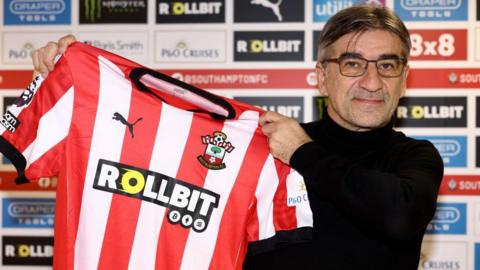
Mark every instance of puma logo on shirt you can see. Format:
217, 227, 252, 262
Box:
112, 112, 143, 138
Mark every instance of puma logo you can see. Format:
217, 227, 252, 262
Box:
112, 112, 143, 138
251, 0, 283, 21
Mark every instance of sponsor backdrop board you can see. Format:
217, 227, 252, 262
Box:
0, 0, 480, 269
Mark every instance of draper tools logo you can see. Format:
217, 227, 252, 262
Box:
93, 159, 220, 232
234, 0, 304, 22
2, 198, 55, 228
426, 203, 466, 234
4, 0, 71, 25
234, 31, 304, 61
313, 0, 385, 22
80, 0, 147, 24
234, 96, 304, 122
395, 0, 467, 21
197, 131, 234, 170
156, 0, 225, 23
2, 236, 53, 266
395, 97, 466, 127
414, 136, 466, 168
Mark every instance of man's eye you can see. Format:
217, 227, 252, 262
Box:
379, 63, 394, 70
342, 60, 362, 68
378, 60, 399, 70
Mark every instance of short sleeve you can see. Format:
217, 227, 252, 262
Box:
0, 58, 74, 184
246, 155, 313, 254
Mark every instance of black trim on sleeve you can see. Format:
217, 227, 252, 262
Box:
129, 68, 236, 120
0, 137, 29, 184
247, 227, 312, 255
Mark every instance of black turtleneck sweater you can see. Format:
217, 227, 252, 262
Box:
244, 113, 444, 270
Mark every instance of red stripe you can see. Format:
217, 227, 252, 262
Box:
272, 159, 297, 230
53, 48, 102, 270
97, 90, 162, 269
245, 196, 259, 243
208, 127, 269, 270
155, 114, 224, 269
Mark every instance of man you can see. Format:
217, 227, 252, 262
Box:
244, 4, 443, 270
32, 4, 443, 269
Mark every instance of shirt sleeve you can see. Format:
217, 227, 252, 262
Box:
246, 155, 313, 255
0, 57, 74, 184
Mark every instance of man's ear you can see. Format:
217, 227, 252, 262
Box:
316, 63, 328, 96
400, 64, 410, 97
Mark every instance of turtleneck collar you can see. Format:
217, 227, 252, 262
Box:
303, 109, 395, 154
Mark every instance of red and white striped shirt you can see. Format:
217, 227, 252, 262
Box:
0, 43, 312, 270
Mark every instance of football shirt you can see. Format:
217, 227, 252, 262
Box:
0, 43, 312, 270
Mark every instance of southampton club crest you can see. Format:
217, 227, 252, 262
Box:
197, 131, 235, 170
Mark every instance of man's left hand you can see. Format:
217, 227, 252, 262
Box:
260, 111, 313, 164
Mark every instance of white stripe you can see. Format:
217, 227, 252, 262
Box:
180, 110, 259, 270
128, 103, 193, 270
286, 169, 313, 228
254, 155, 279, 240
74, 56, 132, 270
22, 87, 74, 168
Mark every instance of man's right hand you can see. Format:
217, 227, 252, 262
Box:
32, 34, 77, 78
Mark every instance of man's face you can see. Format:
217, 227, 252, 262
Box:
317, 30, 409, 131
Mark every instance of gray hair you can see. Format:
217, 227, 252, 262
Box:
317, 4, 411, 61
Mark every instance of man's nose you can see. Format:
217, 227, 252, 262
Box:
358, 63, 382, 92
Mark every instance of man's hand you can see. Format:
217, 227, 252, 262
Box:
32, 34, 77, 78
260, 111, 313, 164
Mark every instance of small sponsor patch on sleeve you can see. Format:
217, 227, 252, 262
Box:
0, 111, 20, 133
15, 75, 43, 108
